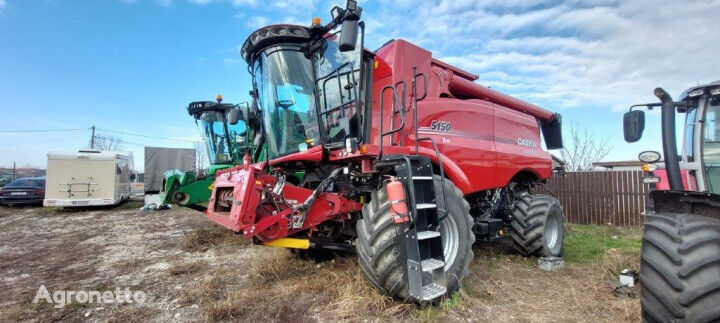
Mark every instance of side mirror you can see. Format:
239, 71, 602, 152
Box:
623, 110, 645, 143
227, 107, 240, 125
339, 20, 359, 52
338, 0, 361, 52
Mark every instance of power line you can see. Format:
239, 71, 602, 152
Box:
0, 128, 89, 133
96, 128, 200, 143
0, 139, 74, 146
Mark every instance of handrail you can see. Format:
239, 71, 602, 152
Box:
412, 67, 428, 155
377, 84, 402, 160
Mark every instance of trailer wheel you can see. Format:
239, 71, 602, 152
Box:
640, 212, 720, 322
356, 175, 474, 301
509, 194, 564, 257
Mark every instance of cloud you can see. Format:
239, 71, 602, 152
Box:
363, 0, 720, 111
230, 0, 256, 7
0, 0, 6, 10
246, 15, 268, 29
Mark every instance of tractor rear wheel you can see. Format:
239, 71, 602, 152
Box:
509, 194, 565, 257
640, 212, 720, 322
356, 175, 474, 301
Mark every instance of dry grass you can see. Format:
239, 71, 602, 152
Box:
1, 202, 643, 322
105, 305, 161, 322
602, 248, 640, 280
180, 225, 249, 252
176, 223, 643, 322
182, 248, 414, 321
168, 260, 208, 276
439, 242, 642, 322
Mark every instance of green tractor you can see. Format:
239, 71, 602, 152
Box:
160, 96, 263, 211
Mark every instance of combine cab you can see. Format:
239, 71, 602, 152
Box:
160, 96, 262, 210
204, 0, 565, 303
624, 83, 720, 322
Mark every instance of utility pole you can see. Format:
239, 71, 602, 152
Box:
90, 125, 96, 149
12, 162, 16, 181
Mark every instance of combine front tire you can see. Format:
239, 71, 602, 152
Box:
356, 176, 474, 301
509, 194, 565, 257
640, 213, 720, 322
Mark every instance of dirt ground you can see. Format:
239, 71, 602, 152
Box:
0, 199, 641, 322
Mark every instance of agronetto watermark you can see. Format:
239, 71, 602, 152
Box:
33, 285, 146, 309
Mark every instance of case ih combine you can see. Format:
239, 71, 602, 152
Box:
624, 82, 720, 321
205, 0, 565, 303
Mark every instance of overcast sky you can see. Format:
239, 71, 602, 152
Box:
1, 0, 719, 171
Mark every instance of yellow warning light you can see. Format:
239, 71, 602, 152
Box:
359, 144, 368, 154
499, 229, 505, 236
216, 94, 223, 102
255, 180, 262, 186
374, 60, 379, 69
642, 164, 657, 173
312, 17, 321, 26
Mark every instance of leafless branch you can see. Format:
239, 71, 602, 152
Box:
560, 122, 613, 171
92, 135, 124, 151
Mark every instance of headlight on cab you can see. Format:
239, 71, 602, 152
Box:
638, 150, 661, 163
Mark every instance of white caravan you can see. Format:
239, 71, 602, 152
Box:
44, 150, 134, 207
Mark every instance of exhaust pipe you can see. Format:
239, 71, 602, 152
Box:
654, 87, 683, 190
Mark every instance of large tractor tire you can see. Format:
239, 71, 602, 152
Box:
509, 194, 565, 257
640, 212, 720, 322
356, 175, 474, 301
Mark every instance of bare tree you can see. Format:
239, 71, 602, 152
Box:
92, 135, 124, 151
194, 141, 208, 174
560, 122, 613, 171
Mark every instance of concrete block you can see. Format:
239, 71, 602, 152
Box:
538, 256, 565, 271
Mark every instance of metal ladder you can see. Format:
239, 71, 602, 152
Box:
376, 67, 449, 302
393, 155, 448, 302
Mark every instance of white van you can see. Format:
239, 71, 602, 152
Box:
44, 150, 134, 207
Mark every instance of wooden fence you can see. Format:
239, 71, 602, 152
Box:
537, 171, 651, 227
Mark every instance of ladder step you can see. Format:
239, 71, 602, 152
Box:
412, 176, 433, 180
421, 283, 447, 301
416, 203, 436, 209
417, 230, 441, 240
421, 258, 445, 272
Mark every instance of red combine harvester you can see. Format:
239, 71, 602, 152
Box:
206, 0, 565, 303
624, 82, 720, 321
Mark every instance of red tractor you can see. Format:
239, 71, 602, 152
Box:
205, 0, 565, 303
624, 83, 720, 321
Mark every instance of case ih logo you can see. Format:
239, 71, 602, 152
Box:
517, 138, 537, 148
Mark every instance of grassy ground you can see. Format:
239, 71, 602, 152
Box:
0, 203, 642, 322
178, 223, 642, 321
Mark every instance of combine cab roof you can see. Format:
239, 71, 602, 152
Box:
240, 24, 311, 63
